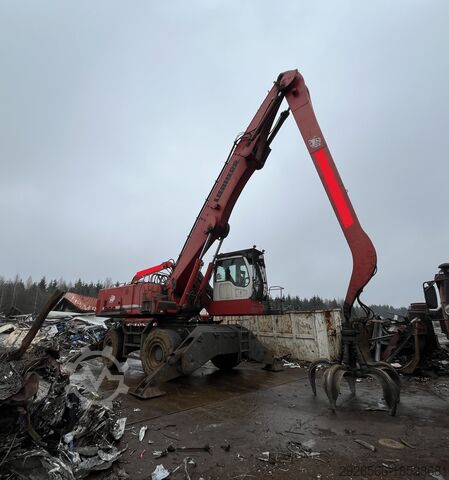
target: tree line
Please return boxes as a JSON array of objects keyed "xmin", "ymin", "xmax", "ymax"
[
  {"xmin": 0, "ymin": 276, "xmax": 115, "ymax": 316},
  {"xmin": 270, "ymin": 294, "xmax": 408, "ymax": 317},
  {"xmin": 0, "ymin": 275, "xmax": 408, "ymax": 318}
]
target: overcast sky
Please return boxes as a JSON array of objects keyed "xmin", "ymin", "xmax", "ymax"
[{"xmin": 1, "ymin": 1, "xmax": 448, "ymax": 307}]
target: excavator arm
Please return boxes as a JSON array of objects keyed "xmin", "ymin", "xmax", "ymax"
[
  {"xmin": 168, "ymin": 69, "xmax": 376, "ymax": 319},
  {"xmin": 167, "ymin": 78, "xmax": 287, "ymax": 301},
  {"xmin": 282, "ymin": 71, "xmax": 377, "ymax": 319}
]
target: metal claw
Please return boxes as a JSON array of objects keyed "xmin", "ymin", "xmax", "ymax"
[
  {"xmin": 368, "ymin": 361, "xmax": 401, "ymax": 402},
  {"xmin": 308, "ymin": 358, "xmax": 333, "ymax": 396},
  {"xmin": 366, "ymin": 366, "xmax": 400, "ymax": 416},
  {"xmin": 323, "ymin": 364, "xmax": 348, "ymax": 411}
]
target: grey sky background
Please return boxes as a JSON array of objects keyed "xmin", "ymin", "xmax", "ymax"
[{"xmin": 1, "ymin": 1, "xmax": 448, "ymax": 306}]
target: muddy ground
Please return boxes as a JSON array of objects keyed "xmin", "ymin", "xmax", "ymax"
[{"xmin": 92, "ymin": 360, "xmax": 449, "ymax": 479}]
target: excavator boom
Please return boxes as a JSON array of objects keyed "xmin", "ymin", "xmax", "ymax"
[
  {"xmin": 169, "ymin": 69, "xmax": 377, "ymax": 318},
  {"xmin": 97, "ymin": 69, "xmax": 377, "ymax": 321}
]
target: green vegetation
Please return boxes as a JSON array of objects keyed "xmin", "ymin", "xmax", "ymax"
[
  {"xmin": 271, "ymin": 294, "xmax": 408, "ymax": 317},
  {"xmin": 0, "ymin": 276, "xmax": 111, "ymax": 315},
  {"xmin": 0, "ymin": 276, "xmax": 408, "ymax": 318}
]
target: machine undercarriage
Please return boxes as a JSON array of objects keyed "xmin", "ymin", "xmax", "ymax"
[{"xmin": 103, "ymin": 318, "xmax": 280, "ymax": 399}]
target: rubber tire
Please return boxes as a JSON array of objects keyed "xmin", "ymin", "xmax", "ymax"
[
  {"xmin": 211, "ymin": 353, "xmax": 240, "ymax": 370},
  {"xmin": 102, "ymin": 328, "xmax": 125, "ymax": 369},
  {"xmin": 141, "ymin": 328, "xmax": 182, "ymax": 376}
]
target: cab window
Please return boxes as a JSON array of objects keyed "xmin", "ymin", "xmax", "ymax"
[{"xmin": 215, "ymin": 257, "xmax": 250, "ymax": 287}]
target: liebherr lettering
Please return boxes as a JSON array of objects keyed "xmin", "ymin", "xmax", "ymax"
[{"xmin": 213, "ymin": 159, "xmax": 240, "ymax": 202}]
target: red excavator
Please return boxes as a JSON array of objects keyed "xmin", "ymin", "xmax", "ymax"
[{"xmin": 96, "ymin": 69, "xmax": 378, "ymax": 400}]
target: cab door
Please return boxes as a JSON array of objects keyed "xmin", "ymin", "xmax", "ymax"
[{"xmin": 213, "ymin": 256, "xmax": 253, "ymax": 301}]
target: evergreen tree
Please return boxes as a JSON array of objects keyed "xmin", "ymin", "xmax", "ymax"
[{"xmin": 38, "ymin": 277, "xmax": 47, "ymax": 291}]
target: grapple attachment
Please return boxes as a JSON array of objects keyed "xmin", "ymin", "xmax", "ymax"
[{"xmin": 308, "ymin": 321, "xmax": 401, "ymax": 416}]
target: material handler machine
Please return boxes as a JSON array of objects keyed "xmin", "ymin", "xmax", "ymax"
[{"xmin": 97, "ymin": 69, "xmax": 400, "ymax": 413}]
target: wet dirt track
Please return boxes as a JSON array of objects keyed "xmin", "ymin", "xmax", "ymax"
[{"xmin": 100, "ymin": 361, "xmax": 449, "ymax": 479}]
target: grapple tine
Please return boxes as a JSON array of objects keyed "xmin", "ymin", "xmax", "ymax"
[
  {"xmin": 366, "ymin": 367, "xmax": 400, "ymax": 416},
  {"xmin": 369, "ymin": 361, "xmax": 401, "ymax": 402},
  {"xmin": 322, "ymin": 367, "xmax": 333, "ymax": 407},
  {"xmin": 308, "ymin": 358, "xmax": 332, "ymax": 396},
  {"xmin": 323, "ymin": 364, "xmax": 347, "ymax": 411}
]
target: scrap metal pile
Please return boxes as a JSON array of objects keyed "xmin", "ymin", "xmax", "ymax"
[
  {"xmin": 367, "ymin": 304, "xmax": 449, "ymax": 375},
  {"xmin": 0, "ymin": 292, "xmax": 126, "ymax": 479},
  {"xmin": 1, "ymin": 315, "xmax": 108, "ymax": 356}
]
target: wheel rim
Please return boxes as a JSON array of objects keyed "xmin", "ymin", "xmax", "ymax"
[
  {"xmin": 150, "ymin": 344, "xmax": 165, "ymax": 365},
  {"xmin": 103, "ymin": 336, "xmax": 116, "ymax": 367},
  {"xmin": 141, "ymin": 329, "xmax": 182, "ymax": 374},
  {"xmin": 102, "ymin": 329, "xmax": 124, "ymax": 367}
]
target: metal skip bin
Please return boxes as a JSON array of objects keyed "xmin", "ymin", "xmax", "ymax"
[{"xmin": 219, "ymin": 309, "xmax": 342, "ymax": 362}]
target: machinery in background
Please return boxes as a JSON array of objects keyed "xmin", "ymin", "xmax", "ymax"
[
  {"xmin": 423, "ymin": 263, "xmax": 449, "ymax": 337},
  {"xmin": 367, "ymin": 263, "xmax": 449, "ymax": 374}
]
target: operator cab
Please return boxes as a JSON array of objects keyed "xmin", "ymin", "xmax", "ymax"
[{"xmin": 213, "ymin": 247, "xmax": 268, "ymax": 301}]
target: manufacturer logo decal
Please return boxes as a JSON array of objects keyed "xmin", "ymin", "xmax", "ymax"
[
  {"xmin": 214, "ymin": 159, "xmax": 240, "ymax": 202},
  {"xmin": 308, "ymin": 137, "xmax": 322, "ymax": 149}
]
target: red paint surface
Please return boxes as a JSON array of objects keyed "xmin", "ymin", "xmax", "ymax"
[
  {"xmin": 313, "ymin": 149, "xmax": 354, "ymax": 228},
  {"xmin": 133, "ymin": 260, "xmax": 174, "ymax": 282},
  {"xmin": 63, "ymin": 292, "xmax": 97, "ymax": 312},
  {"xmin": 208, "ymin": 298, "xmax": 266, "ymax": 316}
]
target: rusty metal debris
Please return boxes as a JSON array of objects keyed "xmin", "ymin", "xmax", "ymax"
[
  {"xmin": 353, "ymin": 438, "xmax": 376, "ymax": 452},
  {"xmin": 0, "ymin": 345, "xmax": 127, "ymax": 478},
  {"xmin": 1, "ymin": 314, "xmax": 108, "ymax": 358},
  {"xmin": 0, "ymin": 293, "xmax": 126, "ymax": 479},
  {"xmin": 256, "ymin": 440, "xmax": 322, "ymax": 465},
  {"xmin": 168, "ymin": 443, "xmax": 211, "ymax": 453},
  {"xmin": 152, "ymin": 442, "xmax": 211, "ymax": 460}
]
